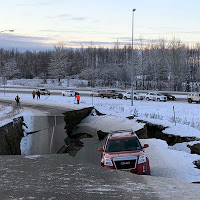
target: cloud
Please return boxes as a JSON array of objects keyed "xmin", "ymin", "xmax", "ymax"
[
  {"xmin": 139, "ymin": 26, "xmax": 200, "ymax": 35},
  {"xmin": 71, "ymin": 17, "xmax": 86, "ymax": 21},
  {"xmin": 39, "ymin": 30, "xmax": 76, "ymax": 33},
  {"xmin": 0, "ymin": 33, "xmax": 167, "ymax": 51},
  {"xmin": 0, "ymin": 32, "xmax": 198, "ymax": 52},
  {"xmin": 16, "ymin": 0, "xmax": 55, "ymax": 7},
  {"xmin": 48, "ymin": 14, "xmax": 71, "ymax": 20},
  {"xmin": 46, "ymin": 13, "xmax": 88, "ymax": 22},
  {"xmin": 66, "ymin": 41, "xmax": 115, "ymax": 46},
  {"xmin": 0, "ymin": 34, "xmax": 54, "ymax": 51},
  {"xmin": 39, "ymin": 29, "xmax": 112, "ymax": 35}
]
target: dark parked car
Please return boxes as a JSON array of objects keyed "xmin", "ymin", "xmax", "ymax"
[
  {"xmin": 162, "ymin": 93, "xmax": 176, "ymax": 100},
  {"xmin": 98, "ymin": 90, "xmax": 123, "ymax": 99}
]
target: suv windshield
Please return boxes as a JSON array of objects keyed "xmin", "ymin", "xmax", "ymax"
[{"xmin": 106, "ymin": 138, "xmax": 142, "ymax": 152}]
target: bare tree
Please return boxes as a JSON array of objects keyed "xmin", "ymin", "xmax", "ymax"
[{"xmin": 167, "ymin": 38, "xmax": 188, "ymax": 91}]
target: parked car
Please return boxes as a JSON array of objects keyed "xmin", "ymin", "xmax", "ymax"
[
  {"xmin": 116, "ymin": 91, "xmax": 123, "ymax": 99},
  {"xmin": 98, "ymin": 90, "xmax": 123, "ymax": 99},
  {"xmin": 145, "ymin": 92, "xmax": 167, "ymax": 102},
  {"xmin": 187, "ymin": 93, "xmax": 200, "ymax": 103},
  {"xmin": 62, "ymin": 90, "xmax": 75, "ymax": 97},
  {"xmin": 162, "ymin": 93, "xmax": 176, "ymax": 100},
  {"xmin": 89, "ymin": 89, "xmax": 100, "ymax": 97},
  {"xmin": 123, "ymin": 92, "xmax": 144, "ymax": 100},
  {"xmin": 98, "ymin": 130, "xmax": 150, "ymax": 175},
  {"xmin": 39, "ymin": 88, "xmax": 51, "ymax": 95}
]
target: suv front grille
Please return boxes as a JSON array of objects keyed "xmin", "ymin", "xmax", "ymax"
[{"xmin": 113, "ymin": 156, "xmax": 137, "ymax": 170}]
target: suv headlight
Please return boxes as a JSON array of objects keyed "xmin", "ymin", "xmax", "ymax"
[
  {"xmin": 104, "ymin": 158, "xmax": 113, "ymax": 166},
  {"xmin": 138, "ymin": 155, "xmax": 146, "ymax": 164}
]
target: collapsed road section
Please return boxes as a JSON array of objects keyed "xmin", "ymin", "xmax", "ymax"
[{"xmin": 0, "ymin": 107, "xmax": 93, "ymax": 155}]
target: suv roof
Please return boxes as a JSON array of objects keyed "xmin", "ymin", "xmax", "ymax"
[{"xmin": 108, "ymin": 130, "xmax": 137, "ymax": 140}]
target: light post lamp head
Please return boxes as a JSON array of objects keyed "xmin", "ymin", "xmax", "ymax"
[{"xmin": 133, "ymin": 9, "xmax": 136, "ymax": 12}]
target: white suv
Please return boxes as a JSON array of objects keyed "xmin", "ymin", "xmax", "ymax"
[
  {"xmin": 187, "ymin": 93, "xmax": 200, "ymax": 103},
  {"xmin": 145, "ymin": 92, "xmax": 167, "ymax": 102},
  {"xmin": 62, "ymin": 90, "xmax": 75, "ymax": 97},
  {"xmin": 39, "ymin": 88, "xmax": 51, "ymax": 95},
  {"xmin": 123, "ymin": 92, "xmax": 144, "ymax": 100}
]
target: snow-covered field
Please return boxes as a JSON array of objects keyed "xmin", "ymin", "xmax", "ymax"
[{"xmin": 0, "ymin": 86, "xmax": 200, "ymax": 183}]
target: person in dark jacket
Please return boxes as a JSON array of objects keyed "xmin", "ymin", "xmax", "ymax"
[
  {"xmin": 74, "ymin": 92, "xmax": 78, "ymax": 104},
  {"xmin": 36, "ymin": 90, "xmax": 41, "ymax": 99},
  {"xmin": 74, "ymin": 92, "xmax": 78, "ymax": 98},
  {"xmin": 15, "ymin": 95, "xmax": 20, "ymax": 107}
]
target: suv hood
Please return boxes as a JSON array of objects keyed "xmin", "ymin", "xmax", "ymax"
[{"xmin": 104, "ymin": 150, "xmax": 145, "ymax": 159}]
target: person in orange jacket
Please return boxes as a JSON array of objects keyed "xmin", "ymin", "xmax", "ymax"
[{"xmin": 76, "ymin": 93, "xmax": 80, "ymax": 104}]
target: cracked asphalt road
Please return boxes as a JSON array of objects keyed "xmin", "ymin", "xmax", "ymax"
[{"xmin": 0, "ymin": 100, "xmax": 200, "ymax": 199}]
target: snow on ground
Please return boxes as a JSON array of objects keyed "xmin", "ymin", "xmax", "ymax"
[{"xmin": 0, "ymin": 89, "xmax": 200, "ymax": 183}]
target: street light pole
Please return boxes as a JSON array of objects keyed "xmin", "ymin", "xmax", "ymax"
[{"xmin": 131, "ymin": 9, "xmax": 136, "ymax": 106}]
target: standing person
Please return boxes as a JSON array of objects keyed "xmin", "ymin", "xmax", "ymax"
[
  {"xmin": 38, "ymin": 90, "xmax": 41, "ymax": 99},
  {"xmin": 74, "ymin": 92, "xmax": 78, "ymax": 99},
  {"xmin": 32, "ymin": 90, "xmax": 36, "ymax": 99},
  {"xmin": 36, "ymin": 90, "xmax": 41, "ymax": 99},
  {"xmin": 76, "ymin": 93, "xmax": 80, "ymax": 104},
  {"xmin": 15, "ymin": 95, "xmax": 20, "ymax": 107},
  {"xmin": 74, "ymin": 91, "xmax": 78, "ymax": 104}
]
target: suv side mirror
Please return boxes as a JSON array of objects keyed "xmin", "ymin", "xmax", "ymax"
[
  {"xmin": 98, "ymin": 147, "xmax": 104, "ymax": 152},
  {"xmin": 143, "ymin": 144, "xmax": 149, "ymax": 148}
]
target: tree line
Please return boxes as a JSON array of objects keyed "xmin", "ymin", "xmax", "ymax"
[{"xmin": 0, "ymin": 39, "xmax": 200, "ymax": 91}]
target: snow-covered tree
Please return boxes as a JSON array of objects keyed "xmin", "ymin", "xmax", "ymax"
[
  {"xmin": 2, "ymin": 58, "xmax": 20, "ymax": 79},
  {"xmin": 48, "ymin": 42, "xmax": 71, "ymax": 79}
]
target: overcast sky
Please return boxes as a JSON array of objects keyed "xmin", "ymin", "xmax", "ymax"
[{"xmin": 1, "ymin": 0, "xmax": 200, "ymax": 51}]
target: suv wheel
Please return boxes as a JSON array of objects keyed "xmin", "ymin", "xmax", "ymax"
[
  {"xmin": 101, "ymin": 94, "xmax": 104, "ymax": 98},
  {"xmin": 134, "ymin": 97, "xmax": 137, "ymax": 100},
  {"xmin": 63, "ymin": 94, "xmax": 65, "ymax": 96},
  {"xmin": 146, "ymin": 97, "xmax": 149, "ymax": 101},
  {"xmin": 188, "ymin": 98, "xmax": 192, "ymax": 103},
  {"xmin": 157, "ymin": 98, "xmax": 160, "ymax": 101},
  {"xmin": 124, "ymin": 96, "xmax": 127, "ymax": 100}
]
